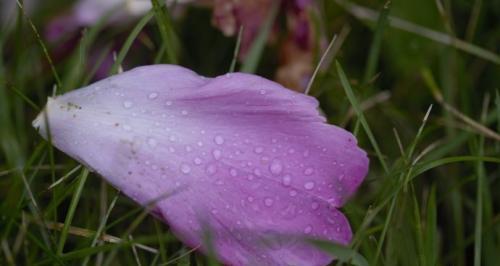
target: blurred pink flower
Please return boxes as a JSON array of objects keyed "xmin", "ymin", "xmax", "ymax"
[
  {"xmin": 46, "ymin": 0, "xmax": 193, "ymax": 42},
  {"xmin": 212, "ymin": 0, "xmax": 313, "ymax": 58},
  {"xmin": 33, "ymin": 65, "xmax": 369, "ymax": 265}
]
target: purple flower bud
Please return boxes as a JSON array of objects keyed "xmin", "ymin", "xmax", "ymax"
[{"xmin": 33, "ymin": 65, "xmax": 369, "ymax": 265}]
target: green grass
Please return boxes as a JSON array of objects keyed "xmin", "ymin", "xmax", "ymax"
[{"xmin": 1, "ymin": 0, "xmax": 499, "ymax": 265}]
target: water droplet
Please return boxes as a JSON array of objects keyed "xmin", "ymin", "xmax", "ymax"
[
  {"xmin": 180, "ymin": 164, "xmax": 191, "ymax": 174},
  {"xmin": 304, "ymin": 225, "xmax": 313, "ymax": 234},
  {"xmin": 181, "ymin": 110, "xmax": 188, "ymax": 115},
  {"xmin": 282, "ymin": 175, "xmax": 292, "ymax": 186},
  {"xmin": 165, "ymin": 101, "xmax": 172, "ymax": 106},
  {"xmin": 289, "ymin": 190, "xmax": 297, "ymax": 197},
  {"xmin": 304, "ymin": 168, "xmax": 314, "ymax": 175},
  {"xmin": 269, "ymin": 160, "xmax": 283, "ymax": 175},
  {"xmin": 259, "ymin": 89, "xmax": 266, "ymax": 95},
  {"xmin": 193, "ymin": 157, "xmax": 202, "ymax": 165},
  {"xmin": 123, "ymin": 124, "xmax": 132, "ymax": 131},
  {"xmin": 212, "ymin": 149, "xmax": 222, "ymax": 160},
  {"xmin": 185, "ymin": 146, "xmax": 192, "ymax": 152},
  {"xmin": 304, "ymin": 181, "xmax": 315, "ymax": 190},
  {"xmin": 206, "ymin": 164, "xmax": 217, "ymax": 175},
  {"xmin": 230, "ymin": 168, "xmax": 238, "ymax": 177},
  {"xmin": 215, "ymin": 179, "xmax": 224, "ymax": 185},
  {"xmin": 247, "ymin": 196, "xmax": 254, "ymax": 202},
  {"xmin": 254, "ymin": 147, "xmax": 264, "ymax": 154},
  {"xmin": 214, "ymin": 135, "xmax": 224, "ymax": 145},
  {"xmin": 123, "ymin": 101, "xmax": 133, "ymax": 108},
  {"xmin": 147, "ymin": 138, "xmax": 157, "ymax": 148},
  {"xmin": 311, "ymin": 202, "xmax": 319, "ymax": 210},
  {"xmin": 169, "ymin": 135, "xmax": 176, "ymax": 142},
  {"xmin": 264, "ymin": 198, "xmax": 274, "ymax": 207},
  {"xmin": 253, "ymin": 169, "xmax": 262, "ymax": 176},
  {"xmin": 148, "ymin": 92, "xmax": 158, "ymax": 99}
]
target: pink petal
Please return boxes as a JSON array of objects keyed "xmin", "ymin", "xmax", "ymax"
[{"xmin": 33, "ymin": 65, "xmax": 368, "ymax": 265}]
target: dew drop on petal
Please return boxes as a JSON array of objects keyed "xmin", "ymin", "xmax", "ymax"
[
  {"xmin": 148, "ymin": 92, "xmax": 158, "ymax": 99},
  {"xmin": 269, "ymin": 160, "xmax": 283, "ymax": 175},
  {"xmin": 212, "ymin": 149, "xmax": 222, "ymax": 160},
  {"xmin": 264, "ymin": 198, "xmax": 274, "ymax": 207},
  {"xmin": 193, "ymin": 157, "xmax": 202, "ymax": 165},
  {"xmin": 289, "ymin": 190, "xmax": 297, "ymax": 197},
  {"xmin": 206, "ymin": 164, "xmax": 217, "ymax": 175},
  {"xmin": 304, "ymin": 225, "xmax": 313, "ymax": 234},
  {"xmin": 180, "ymin": 164, "xmax": 191, "ymax": 174},
  {"xmin": 311, "ymin": 202, "xmax": 319, "ymax": 210},
  {"xmin": 304, "ymin": 181, "xmax": 315, "ymax": 190},
  {"xmin": 214, "ymin": 135, "xmax": 225, "ymax": 145},
  {"xmin": 254, "ymin": 147, "xmax": 264, "ymax": 154},
  {"xmin": 304, "ymin": 167, "xmax": 314, "ymax": 175},
  {"xmin": 147, "ymin": 138, "xmax": 157, "ymax": 148},
  {"xmin": 282, "ymin": 175, "xmax": 292, "ymax": 186},
  {"xmin": 253, "ymin": 168, "xmax": 262, "ymax": 176},
  {"xmin": 165, "ymin": 101, "xmax": 172, "ymax": 106},
  {"xmin": 230, "ymin": 168, "xmax": 238, "ymax": 177},
  {"xmin": 123, "ymin": 101, "xmax": 133, "ymax": 109}
]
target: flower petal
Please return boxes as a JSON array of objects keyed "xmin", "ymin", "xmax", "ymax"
[{"xmin": 34, "ymin": 65, "xmax": 368, "ymax": 266}]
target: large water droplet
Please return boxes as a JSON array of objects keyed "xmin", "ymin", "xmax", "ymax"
[
  {"xmin": 147, "ymin": 138, "xmax": 157, "ymax": 148},
  {"xmin": 206, "ymin": 164, "xmax": 217, "ymax": 175},
  {"xmin": 254, "ymin": 147, "xmax": 264, "ymax": 154},
  {"xmin": 269, "ymin": 160, "xmax": 283, "ymax": 175},
  {"xmin": 282, "ymin": 175, "xmax": 292, "ymax": 186},
  {"xmin": 148, "ymin": 92, "xmax": 158, "ymax": 99},
  {"xmin": 304, "ymin": 167, "xmax": 314, "ymax": 175},
  {"xmin": 180, "ymin": 164, "xmax": 191, "ymax": 174},
  {"xmin": 193, "ymin": 157, "xmax": 202, "ymax": 165},
  {"xmin": 123, "ymin": 101, "xmax": 133, "ymax": 109},
  {"xmin": 264, "ymin": 198, "xmax": 274, "ymax": 207},
  {"xmin": 304, "ymin": 181, "xmax": 315, "ymax": 190},
  {"xmin": 253, "ymin": 169, "xmax": 262, "ymax": 176},
  {"xmin": 230, "ymin": 168, "xmax": 238, "ymax": 177},
  {"xmin": 214, "ymin": 135, "xmax": 225, "ymax": 145},
  {"xmin": 304, "ymin": 225, "xmax": 313, "ymax": 234},
  {"xmin": 212, "ymin": 149, "xmax": 222, "ymax": 160}
]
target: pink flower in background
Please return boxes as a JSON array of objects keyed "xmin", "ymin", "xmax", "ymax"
[
  {"xmin": 46, "ymin": 0, "xmax": 193, "ymax": 42},
  {"xmin": 212, "ymin": 0, "xmax": 313, "ymax": 57},
  {"xmin": 211, "ymin": 0, "xmax": 319, "ymax": 91},
  {"xmin": 33, "ymin": 65, "xmax": 368, "ymax": 265}
]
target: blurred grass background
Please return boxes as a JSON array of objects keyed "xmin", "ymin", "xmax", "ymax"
[{"xmin": 0, "ymin": 0, "xmax": 499, "ymax": 265}]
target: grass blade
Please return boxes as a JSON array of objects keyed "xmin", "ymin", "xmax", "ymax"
[
  {"xmin": 56, "ymin": 168, "xmax": 89, "ymax": 254},
  {"xmin": 363, "ymin": 1, "xmax": 391, "ymax": 85},
  {"xmin": 110, "ymin": 11, "xmax": 155, "ymax": 75},
  {"xmin": 150, "ymin": 0, "xmax": 179, "ymax": 64},
  {"xmin": 335, "ymin": 60, "xmax": 389, "ymax": 173},
  {"xmin": 229, "ymin": 26, "xmax": 244, "ymax": 73},
  {"xmin": 240, "ymin": 1, "xmax": 279, "ymax": 73}
]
